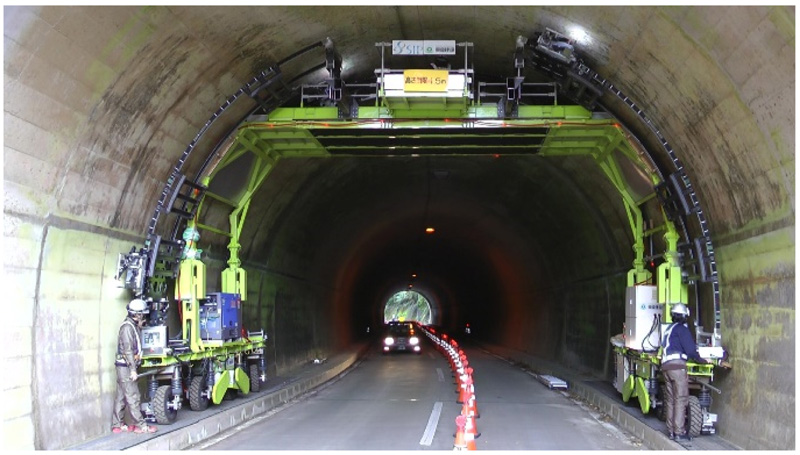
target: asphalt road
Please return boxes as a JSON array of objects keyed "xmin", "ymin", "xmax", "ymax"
[{"xmin": 201, "ymin": 341, "xmax": 647, "ymax": 450}]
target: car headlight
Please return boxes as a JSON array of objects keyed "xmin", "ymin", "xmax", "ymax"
[
  {"xmin": 409, "ymin": 336, "xmax": 419, "ymax": 345},
  {"xmin": 384, "ymin": 337, "xmax": 394, "ymax": 346}
]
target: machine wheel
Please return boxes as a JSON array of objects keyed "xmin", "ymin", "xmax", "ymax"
[
  {"xmin": 224, "ymin": 388, "xmax": 237, "ymax": 400},
  {"xmin": 153, "ymin": 385, "xmax": 178, "ymax": 424},
  {"xmin": 249, "ymin": 364, "xmax": 262, "ymax": 393},
  {"xmin": 188, "ymin": 375, "xmax": 209, "ymax": 411},
  {"xmin": 686, "ymin": 395, "xmax": 703, "ymax": 437},
  {"xmin": 656, "ymin": 384, "xmax": 667, "ymax": 421}
]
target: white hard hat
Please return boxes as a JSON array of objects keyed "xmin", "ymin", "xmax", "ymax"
[
  {"xmin": 127, "ymin": 298, "xmax": 149, "ymax": 314},
  {"xmin": 670, "ymin": 303, "xmax": 689, "ymax": 316}
]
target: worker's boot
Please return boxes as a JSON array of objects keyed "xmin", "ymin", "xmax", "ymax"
[{"xmin": 674, "ymin": 433, "xmax": 692, "ymax": 444}]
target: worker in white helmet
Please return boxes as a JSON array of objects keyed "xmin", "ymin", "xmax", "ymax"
[
  {"xmin": 110, "ymin": 299, "xmax": 157, "ymax": 434},
  {"xmin": 660, "ymin": 303, "xmax": 708, "ymax": 443}
]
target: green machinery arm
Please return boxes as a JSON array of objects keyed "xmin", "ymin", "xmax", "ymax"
[{"xmin": 538, "ymin": 121, "xmax": 687, "ymax": 314}]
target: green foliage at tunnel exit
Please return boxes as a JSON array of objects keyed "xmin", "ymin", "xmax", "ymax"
[{"xmin": 384, "ymin": 291, "xmax": 432, "ymax": 325}]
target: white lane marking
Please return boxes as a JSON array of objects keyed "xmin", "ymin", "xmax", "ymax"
[
  {"xmin": 419, "ymin": 401, "xmax": 443, "ymax": 446},
  {"xmin": 436, "ymin": 368, "xmax": 445, "ymax": 382}
]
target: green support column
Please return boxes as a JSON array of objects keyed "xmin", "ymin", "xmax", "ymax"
[
  {"xmin": 658, "ymin": 224, "xmax": 688, "ymax": 321},
  {"xmin": 627, "ymin": 207, "xmax": 652, "ymax": 287},
  {"xmin": 222, "ymin": 207, "xmax": 247, "ymax": 298},
  {"xmin": 176, "ymin": 222, "xmax": 207, "ymax": 353}
]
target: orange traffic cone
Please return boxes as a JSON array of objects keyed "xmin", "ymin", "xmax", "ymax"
[
  {"xmin": 462, "ymin": 400, "xmax": 480, "ymax": 439},
  {"xmin": 457, "ymin": 375, "xmax": 473, "ymax": 403},
  {"xmin": 464, "ymin": 431, "xmax": 477, "ymax": 450},
  {"xmin": 465, "ymin": 416, "xmax": 480, "ymax": 440},
  {"xmin": 466, "ymin": 392, "xmax": 480, "ymax": 418},
  {"xmin": 453, "ymin": 415, "xmax": 469, "ymax": 450}
]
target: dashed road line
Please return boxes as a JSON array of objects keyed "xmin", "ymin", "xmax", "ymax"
[{"xmin": 419, "ymin": 401, "xmax": 443, "ymax": 446}]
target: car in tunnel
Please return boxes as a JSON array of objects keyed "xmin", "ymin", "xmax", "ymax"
[{"xmin": 382, "ymin": 321, "xmax": 421, "ymax": 354}]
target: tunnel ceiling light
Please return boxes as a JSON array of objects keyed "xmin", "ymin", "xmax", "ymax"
[
  {"xmin": 411, "ymin": 273, "xmax": 417, "ymax": 278},
  {"xmin": 425, "ymin": 227, "xmax": 435, "ymax": 234}
]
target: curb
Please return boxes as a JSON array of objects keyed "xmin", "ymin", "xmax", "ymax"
[{"xmin": 568, "ymin": 378, "xmax": 681, "ymax": 450}]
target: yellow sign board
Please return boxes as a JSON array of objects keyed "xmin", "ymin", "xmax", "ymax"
[{"xmin": 403, "ymin": 70, "xmax": 449, "ymax": 92}]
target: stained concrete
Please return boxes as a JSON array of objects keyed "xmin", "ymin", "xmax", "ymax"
[{"xmin": 2, "ymin": 5, "xmax": 794, "ymax": 450}]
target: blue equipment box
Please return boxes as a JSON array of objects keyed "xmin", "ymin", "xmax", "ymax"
[{"xmin": 199, "ymin": 292, "xmax": 242, "ymax": 341}]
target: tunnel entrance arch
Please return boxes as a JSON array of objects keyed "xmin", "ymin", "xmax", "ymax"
[
  {"xmin": 383, "ymin": 290, "xmax": 432, "ymax": 325},
  {"xmin": 101, "ymin": 35, "xmax": 740, "ymax": 441}
]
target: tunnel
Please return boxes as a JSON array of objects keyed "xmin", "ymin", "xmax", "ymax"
[{"xmin": 3, "ymin": 5, "xmax": 794, "ymax": 450}]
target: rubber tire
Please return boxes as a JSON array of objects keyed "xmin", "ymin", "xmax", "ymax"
[
  {"xmin": 188, "ymin": 375, "xmax": 209, "ymax": 411},
  {"xmin": 153, "ymin": 385, "xmax": 178, "ymax": 424},
  {"xmin": 656, "ymin": 383, "xmax": 667, "ymax": 421},
  {"xmin": 249, "ymin": 364, "xmax": 262, "ymax": 393},
  {"xmin": 686, "ymin": 395, "xmax": 703, "ymax": 437}
]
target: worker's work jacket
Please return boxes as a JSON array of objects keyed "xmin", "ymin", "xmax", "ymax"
[
  {"xmin": 661, "ymin": 322, "xmax": 702, "ymax": 365},
  {"xmin": 115, "ymin": 317, "xmax": 142, "ymax": 370}
]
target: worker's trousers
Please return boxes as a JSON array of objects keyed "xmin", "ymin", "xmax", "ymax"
[
  {"xmin": 111, "ymin": 365, "xmax": 146, "ymax": 428},
  {"xmin": 663, "ymin": 367, "xmax": 689, "ymax": 436}
]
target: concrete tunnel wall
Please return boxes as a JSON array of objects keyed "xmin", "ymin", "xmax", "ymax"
[{"xmin": 2, "ymin": 5, "xmax": 794, "ymax": 450}]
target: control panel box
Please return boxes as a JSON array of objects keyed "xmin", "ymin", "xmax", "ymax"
[
  {"xmin": 199, "ymin": 292, "xmax": 242, "ymax": 341},
  {"xmin": 141, "ymin": 326, "xmax": 168, "ymax": 355},
  {"xmin": 624, "ymin": 286, "xmax": 662, "ymax": 351},
  {"xmin": 625, "ymin": 285, "xmax": 657, "ymax": 319}
]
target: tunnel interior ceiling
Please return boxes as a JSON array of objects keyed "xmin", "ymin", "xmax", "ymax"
[
  {"xmin": 185, "ymin": 86, "xmax": 668, "ymax": 344},
  {"xmin": 197, "ymin": 147, "xmax": 637, "ymax": 344}
]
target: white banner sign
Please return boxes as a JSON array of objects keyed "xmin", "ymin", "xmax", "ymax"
[{"xmin": 392, "ymin": 40, "xmax": 456, "ymax": 55}]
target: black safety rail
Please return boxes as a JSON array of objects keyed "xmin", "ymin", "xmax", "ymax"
[
  {"xmin": 605, "ymin": 79, "xmax": 721, "ymax": 335},
  {"xmin": 517, "ymin": 31, "xmax": 720, "ymax": 340}
]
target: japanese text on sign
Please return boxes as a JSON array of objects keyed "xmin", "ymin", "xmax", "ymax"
[
  {"xmin": 392, "ymin": 40, "xmax": 457, "ymax": 55},
  {"xmin": 403, "ymin": 70, "xmax": 449, "ymax": 92}
]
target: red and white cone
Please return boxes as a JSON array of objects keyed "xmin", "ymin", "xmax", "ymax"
[
  {"xmin": 457, "ymin": 375, "xmax": 473, "ymax": 404},
  {"xmin": 466, "ymin": 392, "xmax": 480, "ymax": 419},
  {"xmin": 462, "ymin": 400, "xmax": 480, "ymax": 439},
  {"xmin": 453, "ymin": 415, "xmax": 470, "ymax": 450}
]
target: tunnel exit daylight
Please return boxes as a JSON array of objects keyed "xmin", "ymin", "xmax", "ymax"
[
  {"xmin": 3, "ymin": 5, "xmax": 793, "ymax": 451},
  {"xmin": 383, "ymin": 291, "xmax": 433, "ymax": 325}
]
